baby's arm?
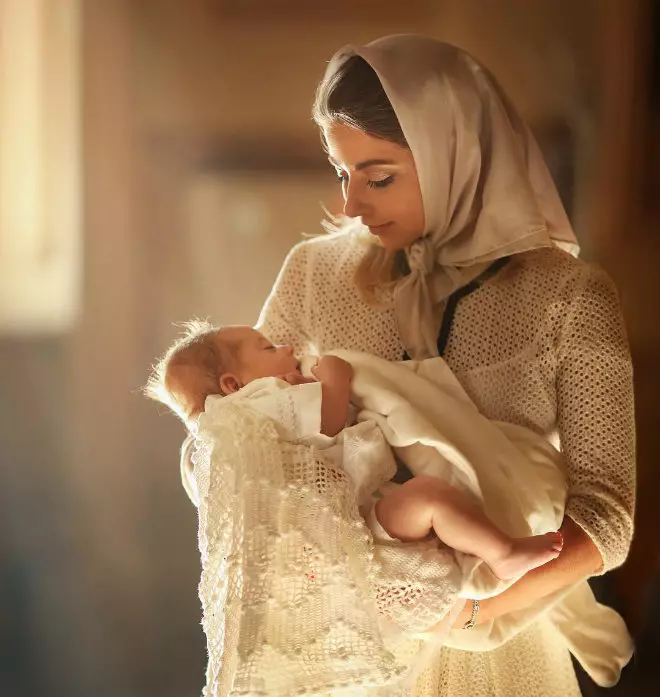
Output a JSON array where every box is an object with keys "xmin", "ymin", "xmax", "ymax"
[{"xmin": 311, "ymin": 356, "xmax": 353, "ymax": 437}]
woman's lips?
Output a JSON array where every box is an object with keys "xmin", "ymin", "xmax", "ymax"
[{"xmin": 368, "ymin": 222, "xmax": 392, "ymax": 234}]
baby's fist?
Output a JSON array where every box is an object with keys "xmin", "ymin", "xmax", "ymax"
[
  {"xmin": 279, "ymin": 371, "xmax": 316, "ymax": 386},
  {"xmin": 311, "ymin": 355, "xmax": 353, "ymax": 384}
]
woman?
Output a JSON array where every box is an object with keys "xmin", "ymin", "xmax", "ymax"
[{"xmin": 257, "ymin": 35, "xmax": 635, "ymax": 695}]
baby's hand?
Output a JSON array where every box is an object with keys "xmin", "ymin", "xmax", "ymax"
[
  {"xmin": 311, "ymin": 356, "xmax": 353, "ymax": 385},
  {"xmin": 279, "ymin": 371, "xmax": 317, "ymax": 386}
]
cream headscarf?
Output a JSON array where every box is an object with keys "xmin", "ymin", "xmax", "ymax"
[{"xmin": 324, "ymin": 35, "xmax": 579, "ymax": 359}]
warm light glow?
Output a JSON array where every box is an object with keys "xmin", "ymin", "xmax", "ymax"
[{"xmin": 0, "ymin": 0, "xmax": 81, "ymax": 333}]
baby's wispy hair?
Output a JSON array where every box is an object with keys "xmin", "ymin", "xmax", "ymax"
[{"xmin": 145, "ymin": 319, "xmax": 237, "ymax": 426}]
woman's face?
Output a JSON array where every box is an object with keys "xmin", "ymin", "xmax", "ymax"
[{"xmin": 324, "ymin": 122, "xmax": 426, "ymax": 250}]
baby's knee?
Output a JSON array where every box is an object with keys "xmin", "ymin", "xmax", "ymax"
[{"xmin": 375, "ymin": 488, "xmax": 434, "ymax": 540}]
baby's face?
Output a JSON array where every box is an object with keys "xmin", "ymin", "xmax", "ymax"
[{"xmin": 221, "ymin": 326, "xmax": 300, "ymax": 386}]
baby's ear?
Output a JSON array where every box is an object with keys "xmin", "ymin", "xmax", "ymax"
[{"xmin": 219, "ymin": 372, "xmax": 242, "ymax": 395}]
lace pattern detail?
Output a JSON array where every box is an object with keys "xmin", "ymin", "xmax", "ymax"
[
  {"xmin": 193, "ymin": 398, "xmax": 459, "ymax": 696},
  {"xmin": 276, "ymin": 388, "xmax": 298, "ymax": 438}
]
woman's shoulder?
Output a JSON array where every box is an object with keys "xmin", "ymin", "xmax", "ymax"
[
  {"xmin": 506, "ymin": 245, "xmax": 619, "ymax": 300},
  {"xmin": 264, "ymin": 227, "xmax": 369, "ymax": 318},
  {"xmin": 292, "ymin": 230, "xmax": 355, "ymax": 254},
  {"xmin": 286, "ymin": 221, "xmax": 369, "ymax": 266},
  {"xmin": 510, "ymin": 245, "xmax": 583, "ymax": 276}
]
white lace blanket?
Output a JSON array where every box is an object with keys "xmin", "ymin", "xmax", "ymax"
[
  {"xmin": 192, "ymin": 399, "xmax": 436, "ymax": 697},
  {"xmin": 187, "ymin": 351, "xmax": 632, "ymax": 695}
]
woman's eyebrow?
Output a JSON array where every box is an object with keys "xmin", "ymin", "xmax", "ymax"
[{"xmin": 328, "ymin": 156, "xmax": 397, "ymax": 171}]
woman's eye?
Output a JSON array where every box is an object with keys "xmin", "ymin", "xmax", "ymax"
[
  {"xmin": 335, "ymin": 171, "xmax": 394, "ymax": 189},
  {"xmin": 368, "ymin": 175, "xmax": 394, "ymax": 189}
]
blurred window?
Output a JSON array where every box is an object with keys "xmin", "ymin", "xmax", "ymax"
[{"xmin": 0, "ymin": 0, "xmax": 81, "ymax": 333}]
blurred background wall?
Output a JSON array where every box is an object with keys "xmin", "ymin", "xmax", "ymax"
[{"xmin": 1, "ymin": 1, "xmax": 658, "ymax": 695}]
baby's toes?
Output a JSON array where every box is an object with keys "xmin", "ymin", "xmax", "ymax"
[{"xmin": 546, "ymin": 531, "xmax": 564, "ymax": 553}]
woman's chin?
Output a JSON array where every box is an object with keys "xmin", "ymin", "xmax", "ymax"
[
  {"xmin": 368, "ymin": 229, "xmax": 396, "ymax": 250},
  {"xmin": 367, "ymin": 225, "xmax": 420, "ymax": 252},
  {"xmin": 372, "ymin": 235, "xmax": 408, "ymax": 253}
]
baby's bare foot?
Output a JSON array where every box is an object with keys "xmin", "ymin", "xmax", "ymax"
[{"xmin": 487, "ymin": 532, "xmax": 563, "ymax": 581}]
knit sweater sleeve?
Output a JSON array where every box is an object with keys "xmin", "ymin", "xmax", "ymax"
[{"xmin": 557, "ymin": 265, "xmax": 636, "ymax": 573}]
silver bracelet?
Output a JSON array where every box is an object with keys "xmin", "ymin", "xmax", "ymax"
[{"xmin": 462, "ymin": 599, "xmax": 479, "ymax": 629}]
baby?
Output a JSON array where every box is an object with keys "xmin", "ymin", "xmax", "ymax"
[{"xmin": 147, "ymin": 321, "xmax": 563, "ymax": 582}]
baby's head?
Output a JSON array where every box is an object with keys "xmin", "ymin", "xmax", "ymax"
[{"xmin": 146, "ymin": 320, "xmax": 300, "ymax": 424}]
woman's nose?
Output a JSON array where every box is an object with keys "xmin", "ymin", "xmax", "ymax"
[{"xmin": 343, "ymin": 181, "xmax": 370, "ymax": 218}]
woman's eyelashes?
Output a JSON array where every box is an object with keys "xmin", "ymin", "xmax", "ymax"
[
  {"xmin": 335, "ymin": 172, "xmax": 395, "ymax": 189},
  {"xmin": 367, "ymin": 175, "xmax": 394, "ymax": 189}
]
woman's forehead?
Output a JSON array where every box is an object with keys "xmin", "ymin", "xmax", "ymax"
[{"xmin": 324, "ymin": 122, "xmax": 408, "ymax": 170}]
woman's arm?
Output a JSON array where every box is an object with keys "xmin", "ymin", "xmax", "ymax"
[
  {"xmin": 454, "ymin": 265, "xmax": 635, "ymax": 627},
  {"xmin": 452, "ymin": 516, "xmax": 601, "ymax": 627},
  {"xmin": 555, "ymin": 266, "xmax": 635, "ymax": 574}
]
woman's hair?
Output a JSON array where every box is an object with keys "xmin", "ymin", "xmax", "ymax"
[
  {"xmin": 313, "ymin": 55, "xmax": 410, "ymax": 303},
  {"xmin": 145, "ymin": 319, "xmax": 237, "ymax": 425},
  {"xmin": 312, "ymin": 55, "xmax": 408, "ymax": 148}
]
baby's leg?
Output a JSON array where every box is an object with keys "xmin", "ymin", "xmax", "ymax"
[{"xmin": 374, "ymin": 475, "xmax": 563, "ymax": 580}]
